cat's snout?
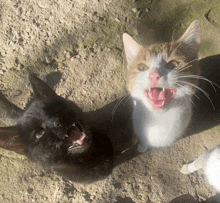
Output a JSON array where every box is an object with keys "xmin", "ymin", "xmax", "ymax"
[{"xmin": 149, "ymin": 71, "xmax": 161, "ymax": 87}]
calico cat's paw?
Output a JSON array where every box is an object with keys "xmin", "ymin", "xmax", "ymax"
[
  {"xmin": 180, "ymin": 164, "xmax": 191, "ymax": 174},
  {"xmin": 180, "ymin": 162, "xmax": 199, "ymax": 174},
  {"xmin": 137, "ymin": 143, "xmax": 148, "ymax": 153}
]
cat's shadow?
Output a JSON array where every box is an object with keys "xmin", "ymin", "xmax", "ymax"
[
  {"xmin": 185, "ymin": 54, "xmax": 220, "ymax": 136},
  {"xmin": 83, "ymin": 94, "xmax": 140, "ymax": 166},
  {"xmin": 45, "ymin": 72, "xmax": 62, "ymax": 89}
]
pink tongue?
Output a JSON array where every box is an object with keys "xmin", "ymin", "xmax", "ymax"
[
  {"xmin": 152, "ymin": 88, "xmax": 161, "ymax": 103},
  {"xmin": 68, "ymin": 130, "xmax": 85, "ymax": 145},
  {"xmin": 146, "ymin": 88, "xmax": 176, "ymax": 110}
]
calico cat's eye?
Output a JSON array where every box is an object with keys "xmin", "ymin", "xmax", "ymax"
[
  {"xmin": 35, "ymin": 128, "xmax": 45, "ymax": 140},
  {"xmin": 137, "ymin": 63, "xmax": 149, "ymax": 71},
  {"xmin": 166, "ymin": 60, "xmax": 179, "ymax": 70}
]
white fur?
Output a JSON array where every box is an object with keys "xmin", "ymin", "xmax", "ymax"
[
  {"xmin": 180, "ymin": 145, "xmax": 220, "ymax": 192},
  {"xmin": 131, "ymin": 54, "xmax": 192, "ymax": 152},
  {"xmin": 204, "ymin": 146, "xmax": 220, "ymax": 192}
]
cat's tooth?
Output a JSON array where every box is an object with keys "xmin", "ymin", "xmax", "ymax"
[
  {"xmin": 163, "ymin": 88, "xmax": 165, "ymax": 91},
  {"xmin": 76, "ymin": 140, "xmax": 81, "ymax": 145},
  {"xmin": 65, "ymin": 134, "xmax": 68, "ymax": 138}
]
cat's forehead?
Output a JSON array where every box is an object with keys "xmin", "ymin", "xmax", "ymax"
[
  {"xmin": 144, "ymin": 42, "xmax": 186, "ymax": 65},
  {"xmin": 146, "ymin": 43, "xmax": 170, "ymax": 61},
  {"xmin": 148, "ymin": 54, "xmax": 166, "ymax": 69}
]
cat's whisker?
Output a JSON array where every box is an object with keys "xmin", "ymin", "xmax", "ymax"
[
  {"xmin": 179, "ymin": 74, "xmax": 220, "ymax": 92},
  {"xmin": 181, "ymin": 80, "xmax": 215, "ymax": 110},
  {"xmin": 177, "ymin": 58, "xmax": 199, "ymax": 73},
  {"xmin": 7, "ymin": 135, "xmax": 20, "ymax": 146},
  {"xmin": 124, "ymin": 93, "xmax": 132, "ymax": 104},
  {"xmin": 111, "ymin": 93, "xmax": 130, "ymax": 122},
  {"xmin": 188, "ymin": 97, "xmax": 196, "ymax": 106},
  {"xmin": 175, "ymin": 83, "xmax": 200, "ymax": 100},
  {"xmin": 181, "ymin": 58, "xmax": 198, "ymax": 69},
  {"xmin": 177, "ymin": 64, "xmax": 193, "ymax": 73},
  {"xmin": 76, "ymin": 121, "xmax": 84, "ymax": 132},
  {"xmin": 111, "ymin": 94, "xmax": 127, "ymax": 115},
  {"xmin": 181, "ymin": 93, "xmax": 196, "ymax": 106}
]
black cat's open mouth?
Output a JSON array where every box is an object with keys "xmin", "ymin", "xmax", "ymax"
[
  {"xmin": 144, "ymin": 87, "xmax": 177, "ymax": 110},
  {"xmin": 67, "ymin": 130, "xmax": 86, "ymax": 149},
  {"xmin": 65, "ymin": 123, "xmax": 87, "ymax": 149}
]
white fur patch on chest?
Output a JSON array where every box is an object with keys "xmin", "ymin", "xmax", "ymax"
[
  {"xmin": 132, "ymin": 98, "xmax": 191, "ymax": 148},
  {"xmin": 147, "ymin": 112, "xmax": 178, "ymax": 147}
]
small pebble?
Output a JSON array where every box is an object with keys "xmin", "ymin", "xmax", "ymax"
[
  {"xmin": 115, "ymin": 18, "xmax": 120, "ymax": 23},
  {"xmin": 132, "ymin": 8, "xmax": 138, "ymax": 13},
  {"xmin": 45, "ymin": 56, "xmax": 51, "ymax": 63}
]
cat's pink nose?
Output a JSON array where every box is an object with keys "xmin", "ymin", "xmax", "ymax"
[{"xmin": 149, "ymin": 71, "xmax": 161, "ymax": 85}]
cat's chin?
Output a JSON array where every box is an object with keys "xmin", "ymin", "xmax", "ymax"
[{"xmin": 144, "ymin": 88, "xmax": 177, "ymax": 110}]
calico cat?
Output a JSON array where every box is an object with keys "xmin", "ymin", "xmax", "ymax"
[
  {"xmin": 0, "ymin": 74, "xmax": 114, "ymax": 183},
  {"xmin": 181, "ymin": 145, "xmax": 220, "ymax": 192},
  {"xmin": 123, "ymin": 21, "xmax": 200, "ymax": 152}
]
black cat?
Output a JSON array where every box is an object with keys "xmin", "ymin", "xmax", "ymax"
[{"xmin": 0, "ymin": 74, "xmax": 115, "ymax": 183}]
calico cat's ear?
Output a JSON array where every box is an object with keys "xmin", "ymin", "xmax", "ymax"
[
  {"xmin": 123, "ymin": 33, "xmax": 143, "ymax": 64},
  {"xmin": 0, "ymin": 126, "xmax": 28, "ymax": 155},
  {"xmin": 0, "ymin": 92, "xmax": 23, "ymax": 119},
  {"xmin": 177, "ymin": 20, "xmax": 200, "ymax": 53},
  {"xmin": 29, "ymin": 73, "xmax": 58, "ymax": 100}
]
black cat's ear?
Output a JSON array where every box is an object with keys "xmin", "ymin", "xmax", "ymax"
[
  {"xmin": 29, "ymin": 73, "xmax": 58, "ymax": 100},
  {"xmin": 0, "ymin": 92, "xmax": 23, "ymax": 119},
  {"xmin": 0, "ymin": 126, "xmax": 28, "ymax": 156}
]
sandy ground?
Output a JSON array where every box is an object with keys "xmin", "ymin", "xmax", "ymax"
[{"xmin": 0, "ymin": 0, "xmax": 220, "ymax": 202}]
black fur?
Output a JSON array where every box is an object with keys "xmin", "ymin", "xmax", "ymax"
[{"xmin": 0, "ymin": 74, "xmax": 114, "ymax": 183}]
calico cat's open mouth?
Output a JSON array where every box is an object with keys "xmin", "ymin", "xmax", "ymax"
[{"xmin": 144, "ymin": 88, "xmax": 177, "ymax": 110}]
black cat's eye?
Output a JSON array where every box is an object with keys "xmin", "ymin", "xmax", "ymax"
[
  {"xmin": 137, "ymin": 63, "xmax": 149, "ymax": 71},
  {"xmin": 166, "ymin": 60, "xmax": 179, "ymax": 70},
  {"xmin": 54, "ymin": 120, "xmax": 61, "ymax": 127},
  {"xmin": 35, "ymin": 128, "xmax": 45, "ymax": 140}
]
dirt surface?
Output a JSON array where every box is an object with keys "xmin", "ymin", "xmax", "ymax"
[{"xmin": 0, "ymin": 0, "xmax": 220, "ymax": 202}]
